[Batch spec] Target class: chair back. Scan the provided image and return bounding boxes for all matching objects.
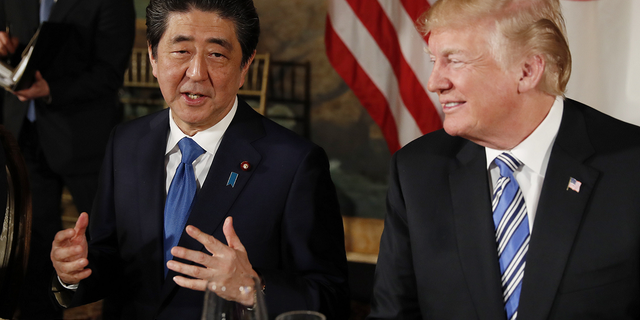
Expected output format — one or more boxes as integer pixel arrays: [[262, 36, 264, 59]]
[[0, 126, 32, 319], [238, 53, 270, 115]]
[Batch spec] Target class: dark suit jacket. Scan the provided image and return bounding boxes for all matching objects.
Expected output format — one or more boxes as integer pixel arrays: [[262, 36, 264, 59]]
[[369, 99, 640, 320], [0, 0, 135, 175], [67, 100, 349, 320]]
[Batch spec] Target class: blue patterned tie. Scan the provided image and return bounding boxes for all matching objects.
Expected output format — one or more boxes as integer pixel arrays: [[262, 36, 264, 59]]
[[27, 0, 55, 122], [492, 153, 529, 320], [164, 137, 205, 276]]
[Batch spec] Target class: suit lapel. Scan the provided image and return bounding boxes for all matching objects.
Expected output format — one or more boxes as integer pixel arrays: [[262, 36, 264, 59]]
[[159, 100, 265, 301], [136, 110, 171, 294], [450, 141, 507, 320], [48, 0, 82, 22], [518, 100, 599, 320]]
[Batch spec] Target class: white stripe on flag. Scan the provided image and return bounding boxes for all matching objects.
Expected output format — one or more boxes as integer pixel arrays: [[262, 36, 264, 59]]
[[377, 0, 443, 120], [328, 0, 423, 146]]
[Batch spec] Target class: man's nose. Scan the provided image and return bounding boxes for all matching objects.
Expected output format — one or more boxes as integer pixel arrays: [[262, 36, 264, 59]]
[[427, 62, 452, 93], [187, 54, 208, 81]]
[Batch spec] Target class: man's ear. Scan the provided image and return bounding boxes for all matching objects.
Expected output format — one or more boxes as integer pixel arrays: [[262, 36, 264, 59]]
[[517, 54, 545, 93], [148, 45, 158, 78], [239, 50, 256, 89]]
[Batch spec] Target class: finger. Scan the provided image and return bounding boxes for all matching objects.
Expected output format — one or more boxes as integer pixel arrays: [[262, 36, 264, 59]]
[[167, 258, 214, 280], [0, 32, 14, 56], [170, 246, 216, 268], [172, 275, 208, 292], [74, 212, 89, 240], [10, 37, 18, 51], [58, 268, 92, 286], [223, 217, 246, 251], [55, 257, 90, 274], [52, 228, 77, 246], [15, 93, 28, 102], [185, 225, 226, 255], [51, 244, 86, 262]]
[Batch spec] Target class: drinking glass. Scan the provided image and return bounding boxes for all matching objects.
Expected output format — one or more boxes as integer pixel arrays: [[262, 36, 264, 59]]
[[275, 310, 326, 320], [201, 277, 267, 320]]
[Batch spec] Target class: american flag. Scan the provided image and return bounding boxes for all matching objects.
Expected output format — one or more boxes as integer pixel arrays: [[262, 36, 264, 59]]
[[325, 0, 442, 153], [567, 177, 582, 193], [326, 0, 640, 153]]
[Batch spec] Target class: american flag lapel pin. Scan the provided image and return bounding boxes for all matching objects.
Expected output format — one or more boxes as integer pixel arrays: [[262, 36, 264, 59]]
[[567, 177, 581, 193], [227, 172, 238, 187]]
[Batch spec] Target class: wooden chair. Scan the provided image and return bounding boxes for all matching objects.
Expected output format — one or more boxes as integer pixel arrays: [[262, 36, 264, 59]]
[[265, 60, 310, 138], [0, 126, 32, 319], [121, 48, 166, 115], [238, 53, 270, 115], [123, 47, 158, 88]]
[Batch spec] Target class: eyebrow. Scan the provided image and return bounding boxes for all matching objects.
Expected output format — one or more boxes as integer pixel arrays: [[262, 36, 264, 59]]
[[170, 35, 233, 51], [440, 48, 463, 57]]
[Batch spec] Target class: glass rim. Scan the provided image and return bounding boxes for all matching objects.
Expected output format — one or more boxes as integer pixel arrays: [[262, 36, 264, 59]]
[[275, 310, 326, 320]]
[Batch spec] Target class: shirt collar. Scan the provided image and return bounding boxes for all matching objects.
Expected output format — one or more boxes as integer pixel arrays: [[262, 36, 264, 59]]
[[165, 96, 238, 155], [485, 96, 564, 175]]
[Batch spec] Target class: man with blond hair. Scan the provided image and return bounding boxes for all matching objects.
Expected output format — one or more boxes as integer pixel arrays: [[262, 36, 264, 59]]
[[369, 0, 640, 319]]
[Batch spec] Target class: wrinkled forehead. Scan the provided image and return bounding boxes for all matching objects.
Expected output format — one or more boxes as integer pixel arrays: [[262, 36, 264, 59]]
[[425, 21, 495, 56]]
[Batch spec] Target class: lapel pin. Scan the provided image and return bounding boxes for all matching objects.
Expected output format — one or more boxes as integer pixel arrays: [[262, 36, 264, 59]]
[[240, 161, 251, 171], [567, 177, 581, 193], [227, 172, 238, 188]]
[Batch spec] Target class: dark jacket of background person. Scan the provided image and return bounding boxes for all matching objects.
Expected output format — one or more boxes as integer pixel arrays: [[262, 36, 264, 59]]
[[0, 0, 135, 318]]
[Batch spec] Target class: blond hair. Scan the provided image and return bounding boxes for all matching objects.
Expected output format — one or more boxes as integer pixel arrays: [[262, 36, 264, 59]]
[[418, 0, 571, 96]]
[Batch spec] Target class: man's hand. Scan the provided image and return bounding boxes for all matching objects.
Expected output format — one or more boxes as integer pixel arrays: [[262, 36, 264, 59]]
[[14, 71, 50, 101], [51, 212, 92, 286], [0, 31, 19, 57], [167, 217, 260, 306]]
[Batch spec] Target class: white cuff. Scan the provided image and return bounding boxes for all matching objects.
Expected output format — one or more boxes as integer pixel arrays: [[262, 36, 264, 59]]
[[57, 275, 79, 291]]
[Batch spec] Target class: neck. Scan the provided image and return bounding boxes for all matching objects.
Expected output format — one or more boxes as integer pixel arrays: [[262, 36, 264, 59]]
[[476, 93, 556, 150]]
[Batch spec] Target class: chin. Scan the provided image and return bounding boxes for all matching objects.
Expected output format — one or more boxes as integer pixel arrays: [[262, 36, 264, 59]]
[[442, 121, 463, 137]]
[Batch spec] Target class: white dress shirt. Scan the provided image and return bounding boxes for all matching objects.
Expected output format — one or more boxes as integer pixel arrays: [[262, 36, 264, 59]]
[[485, 96, 564, 232], [165, 97, 238, 193]]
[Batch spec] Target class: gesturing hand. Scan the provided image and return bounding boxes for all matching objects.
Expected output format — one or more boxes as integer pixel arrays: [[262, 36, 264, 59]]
[[51, 212, 92, 285], [167, 216, 259, 306]]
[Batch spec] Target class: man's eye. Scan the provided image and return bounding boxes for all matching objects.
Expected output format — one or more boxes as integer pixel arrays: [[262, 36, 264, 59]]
[[211, 52, 224, 58]]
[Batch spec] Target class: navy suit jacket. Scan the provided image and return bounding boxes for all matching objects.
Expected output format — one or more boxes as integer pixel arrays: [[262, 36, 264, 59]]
[[369, 99, 640, 320], [69, 100, 349, 319]]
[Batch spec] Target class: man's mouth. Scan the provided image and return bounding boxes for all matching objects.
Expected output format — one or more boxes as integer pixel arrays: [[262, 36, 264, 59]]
[[443, 102, 464, 108], [186, 93, 203, 100]]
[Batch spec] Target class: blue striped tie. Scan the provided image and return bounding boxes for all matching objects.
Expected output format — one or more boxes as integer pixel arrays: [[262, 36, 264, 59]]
[[492, 153, 529, 320], [164, 137, 205, 277]]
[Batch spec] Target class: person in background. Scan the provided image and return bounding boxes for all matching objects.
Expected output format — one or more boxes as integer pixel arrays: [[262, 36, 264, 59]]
[[50, 0, 349, 319], [0, 0, 135, 318], [369, 0, 640, 319]]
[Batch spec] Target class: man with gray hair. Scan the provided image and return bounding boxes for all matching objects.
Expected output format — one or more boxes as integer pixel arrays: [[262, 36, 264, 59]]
[[369, 0, 640, 319]]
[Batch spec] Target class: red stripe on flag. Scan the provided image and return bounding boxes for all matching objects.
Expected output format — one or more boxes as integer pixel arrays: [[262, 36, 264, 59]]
[[346, 0, 442, 136], [325, 18, 402, 152], [400, 0, 431, 24]]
